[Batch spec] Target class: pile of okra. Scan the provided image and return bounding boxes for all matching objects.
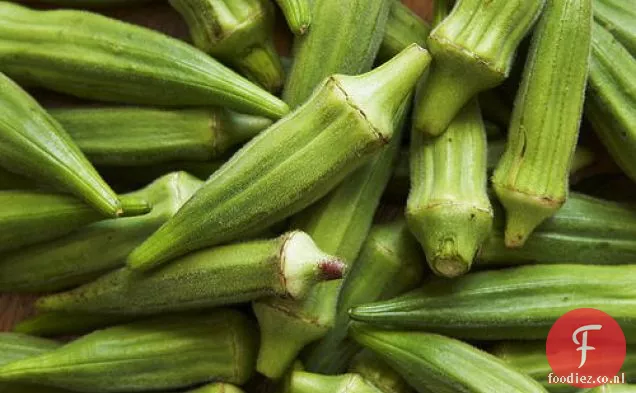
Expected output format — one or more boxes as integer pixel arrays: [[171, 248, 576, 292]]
[[0, 0, 634, 392]]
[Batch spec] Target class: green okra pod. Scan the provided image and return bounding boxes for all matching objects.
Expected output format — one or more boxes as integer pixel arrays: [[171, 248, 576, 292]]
[[0, 311, 258, 392], [348, 350, 415, 393], [50, 107, 271, 167], [186, 384, 246, 393], [588, 385, 636, 393], [283, 0, 391, 108], [286, 371, 384, 393], [593, 0, 636, 56], [492, 0, 592, 247], [586, 23, 636, 182], [0, 191, 148, 254], [407, 99, 493, 277], [350, 324, 549, 393], [413, 0, 546, 136], [0, 73, 122, 217], [0, 172, 202, 293], [128, 45, 431, 271], [377, 0, 431, 62], [13, 312, 135, 338], [350, 264, 636, 342], [16, 0, 154, 7], [275, 0, 312, 35], [477, 193, 636, 266], [0, 2, 288, 119], [170, 0, 285, 92], [37, 231, 345, 315]]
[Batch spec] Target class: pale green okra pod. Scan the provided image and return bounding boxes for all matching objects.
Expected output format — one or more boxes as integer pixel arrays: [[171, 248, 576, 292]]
[[286, 371, 384, 393], [275, 0, 312, 35], [349, 350, 415, 393], [593, 0, 636, 56], [377, 0, 431, 61]]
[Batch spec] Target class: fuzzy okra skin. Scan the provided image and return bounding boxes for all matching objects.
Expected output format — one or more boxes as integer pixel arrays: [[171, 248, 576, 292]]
[[0, 73, 122, 217], [275, 0, 311, 35], [492, 0, 592, 248], [413, 0, 546, 137], [350, 325, 549, 393], [13, 312, 135, 337], [0, 172, 202, 293], [170, 0, 285, 92], [407, 99, 492, 278], [350, 264, 636, 342], [127, 45, 431, 271], [593, 0, 636, 56], [282, 0, 391, 108], [287, 371, 384, 393], [50, 107, 271, 167], [349, 350, 415, 393], [0, 191, 148, 254], [377, 0, 431, 61], [0, 311, 258, 392], [0, 2, 288, 120], [586, 23, 636, 182], [478, 192, 636, 266], [37, 231, 345, 315]]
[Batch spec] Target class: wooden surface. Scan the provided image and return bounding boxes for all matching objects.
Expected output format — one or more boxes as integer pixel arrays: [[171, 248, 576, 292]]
[[0, 0, 432, 332]]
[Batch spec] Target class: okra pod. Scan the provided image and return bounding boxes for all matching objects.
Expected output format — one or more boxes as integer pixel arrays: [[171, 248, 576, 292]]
[[377, 0, 431, 61], [413, 0, 546, 136], [0, 172, 202, 293], [348, 349, 415, 393], [127, 45, 431, 271], [350, 324, 549, 393], [0, 191, 148, 254], [588, 386, 636, 393], [16, 0, 154, 7], [13, 312, 135, 337], [37, 231, 345, 315], [187, 384, 246, 393], [286, 371, 384, 393], [0, 311, 258, 392], [0, 2, 288, 119], [492, 0, 592, 247], [593, 0, 636, 56], [350, 265, 636, 342], [170, 0, 285, 92], [275, 0, 311, 35], [586, 23, 636, 182], [0, 73, 122, 217], [50, 107, 271, 167], [282, 0, 391, 108], [407, 99, 493, 277]]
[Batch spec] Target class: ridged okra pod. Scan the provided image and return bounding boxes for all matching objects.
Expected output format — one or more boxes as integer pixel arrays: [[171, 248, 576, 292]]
[[275, 0, 311, 35], [348, 350, 415, 393], [0, 73, 121, 217], [492, 341, 636, 392], [0, 311, 258, 392], [492, 0, 592, 247], [13, 312, 135, 337], [170, 0, 285, 92], [128, 45, 431, 271], [0, 191, 148, 254], [0, 2, 288, 119], [286, 371, 384, 393], [38, 231, 345, 315], [302, 218, 425, 374], [593, 0, 636, 56], [350, 325, 549, 393], [350, 264, 636, 342], [253, 123, 403, 379], [407, 99, 492, 277], [478, 193, 636, 266], [0, 172, 202, 293], [377, 0, 431, 62], [51, 107, 271, 167], [586, 23, 636, 182], [187, 384, 246, 393], [282, 0, 391, 108], [413, 0, 546, 136]]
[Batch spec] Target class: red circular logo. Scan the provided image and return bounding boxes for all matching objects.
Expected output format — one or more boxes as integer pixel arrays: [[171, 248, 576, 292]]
[[546, 308, 626, 388]]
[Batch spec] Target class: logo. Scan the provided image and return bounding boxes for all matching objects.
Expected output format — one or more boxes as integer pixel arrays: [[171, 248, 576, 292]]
[[546, 308, 626, 388]]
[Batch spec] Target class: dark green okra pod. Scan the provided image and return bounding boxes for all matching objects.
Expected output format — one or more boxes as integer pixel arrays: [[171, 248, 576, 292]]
[[37, 231, 345, 314], [350, 265, 636, 342], [170, 0, 285, 92], [0, 2, 288, 119], [0, 73, 122, 217], [127, 45, 431, 271], [0, 172, 202, 293], [286, 371, 384, 393], [492, 0, 592, 247], [16, 0, 154, 7], [13, 312, 135, 338], [349, 350, 415, 393], [0, 311, 258, 392], [586, 23, 636, 182], [350, 325, 549, 393], [50, 107, 271, 167], [0, 191, 148, 254], [275, 0, 311, 35], [413, 0, 546, 136], [282, 0, 391, 108], [407, 100, 493, 277], [593, 0, 636, 56], [377, 0, 431, 61]]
